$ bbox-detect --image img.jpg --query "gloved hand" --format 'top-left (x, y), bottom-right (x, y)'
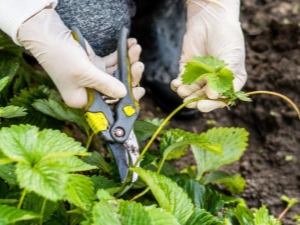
top-left (17, 8), bottom-right (145, 108)
top-left (171, 0), bottom-right (247, 112)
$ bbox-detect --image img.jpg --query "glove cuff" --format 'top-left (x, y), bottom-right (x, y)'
top-left (0, 0), bottom-right (58, 45)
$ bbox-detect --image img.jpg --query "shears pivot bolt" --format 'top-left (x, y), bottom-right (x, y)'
top-left (114, 127), bottom-right (125, 138)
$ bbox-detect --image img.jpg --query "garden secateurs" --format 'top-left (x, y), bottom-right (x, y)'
top-left (72, 26), bottom-right (140, 182)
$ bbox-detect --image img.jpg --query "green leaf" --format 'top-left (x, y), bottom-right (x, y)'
top-left (0, 204), bottom-right (40, 224)
top-left (118, 200), bottom-right (153, 225)
top-left (234, 91), bottom-right (252, 102)
top-left (0, 105), bottom-right (27, 118)
top-left (0, 31), bottom-right (22, 56)
top-left (64, 174), bottom-right (94, 210)
top-left (203, 171), bottom-right (246, 195)
top-left (203, 171), bottom-right (232, 185)
top-left (145, 206), bottom-right (180, 225)
top-left (0, 163), bottom-right (17, 186)
top-left (193, 56), bottom-right (227, 72)
top-left (131, 168), bottom-right (194, 224)
top-left (160, 129), bottom-right (222, 161)
top-left (92, 191), bottom-right (180, 225)
top-left (23, 193), bottom-right (58, 223)
top-left (83, 151), bottom-right (110, 173)
top-left (53, 155), bottom-right (97, 172)
top-left (0, 125), bottom-right (90, 201)
top-left (186, 207), bottom-right (222, 225)
top-left (0, 76), bottom-right (10, 92)
top-left (172, 175), bottom-right (224, 215)
top-left (217, 174), bottom-right (246, 195)
top-left (134, 120), bottom-right (163, 142)
top-left (254, 206), bottom-right (281, 225)
top-left (91, 175), bottom-right (119, 194)
top-left (235, 205), bottom-right (255, 225)
top-left (44, 202), bottom-right (68, 225)
top-left (181, 62), bottom-right (211, 84)
top-left (16, 161), bottom-right (69, 201)
top-left (8, 86), bottom-right (62, 129)
top-left (0, 125), bottom-right (86, 163)
top-left (280, 195), bottom-right (298, 208)
top-left (92, 201), bottom-right (122, 225)
top-left (181, 56), bottom-right (234, 94)
top-left (32, 99), bottom-right (90, 135)
top-left (207, 68), bottom-right (234, 93)
top-left (192, 127), bottom-right (249, 179)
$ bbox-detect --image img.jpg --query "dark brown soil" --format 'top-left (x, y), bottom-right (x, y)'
top-left (139, 1), bottom-right (300, 224)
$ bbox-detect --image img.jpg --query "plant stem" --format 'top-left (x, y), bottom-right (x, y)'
top-left (39, 198), bottom-right (47, 225)
top-left (278, 206), bottom-right (291, 221)
top-left (246, 91), bottom-right (300, 119)
top-left (133, 97), bottom-right (205, 167)
top-left (67, 209), bottom-right (81, 214)
top-left (17, 189), bottom-right (27, 209)
top-left (130, 187), bottom-right (150, 201)
top-left (85, 133), bottom-right (94, 150)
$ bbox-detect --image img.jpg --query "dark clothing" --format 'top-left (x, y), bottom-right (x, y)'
top-left (55, 0), bottom-right (136, 56)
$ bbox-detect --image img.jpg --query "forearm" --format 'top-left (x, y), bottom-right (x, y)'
top-left (0, 0), bottom-right (58, 45)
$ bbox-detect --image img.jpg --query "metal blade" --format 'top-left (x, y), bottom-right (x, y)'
top-left (108, 142), bottom-right (129, 182)
top-left (124, 130), bottom-right (140, 182)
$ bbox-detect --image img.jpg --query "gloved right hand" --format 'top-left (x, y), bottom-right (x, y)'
top-left (17, 8), bottom-right (145, 108)
top-left (171, 0), bottom-right (247, 113)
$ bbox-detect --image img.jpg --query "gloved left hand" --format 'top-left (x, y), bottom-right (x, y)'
top-left (171, 0), bottom-right (247, 112)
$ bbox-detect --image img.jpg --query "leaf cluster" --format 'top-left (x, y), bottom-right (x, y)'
top-left (181, 56), bottom-right (251, 106)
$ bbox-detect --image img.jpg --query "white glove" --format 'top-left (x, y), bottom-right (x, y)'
top-left (17, 8), bottom-right (145, 108)
top-left (171, 0), bottom-right (247, 112)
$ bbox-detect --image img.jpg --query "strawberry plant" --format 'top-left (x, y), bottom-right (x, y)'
top-left (0, 31), bottom-right (298, 224)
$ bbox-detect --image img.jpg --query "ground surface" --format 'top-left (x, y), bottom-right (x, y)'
top-left (138, 1), bottom-right (300, 224)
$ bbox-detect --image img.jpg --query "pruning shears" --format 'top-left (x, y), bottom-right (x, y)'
top-left (72, 26), bottom-right (140, 182)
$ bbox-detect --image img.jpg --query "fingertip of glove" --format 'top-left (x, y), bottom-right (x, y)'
top-left (197, 100), bottom-right (227, 112)
top-left (171, 78), bottom-right (182, 91)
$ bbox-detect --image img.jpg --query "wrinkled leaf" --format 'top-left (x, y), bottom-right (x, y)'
top-left (235, 205), bottom-right (255, 225)
top-left (0, 163), bottom-right (17, 186)
top-left (83, 151), bottom-right (110, 173)
top-left (145, 206), bottom-right (180, 225)
top-left (0, 125), bottom-right (91, 201)
top-left (0, 105), bottom-right (27, 118)
top-left (207, 68), bottom-right (234, 93)
top-left (8, 86), bottom-right (62, 129)
top-left (181, 62), bottom-right (211, 84)
top-left (172, 175), bottom-right (224, 215)
top-left (0, 76), bottom-right (10, 92)
top-left (91, 200), bottom-right (121, 225)
top-left (218, 174), bottom-right (246, 195)
top-left (23, 193), bottom-right (58, 223)
top-left (16, 161), bottom-right (69, 201)
top-left (193, 56), bottom-right (227, 72)
top-left (64, 174), bottom-right (94, 210)
top-left (32, 99), bottom-right (89, 134)
top-left (134, 120), bottom-right (163, 142)
top-left (160, 129), bottom-right (222, 162)
top-left (0, 31), bottom-right (22, 56)
top-left (192, 127), bottom-right (248, 179)
top-left (254, 206), bottom-right (282, 225)
top-left (186, 207), bottom-right (222, 225)
top-left (91, 175), bottom-right (119, 194)
top-left (131, 168), bottom-right (194, 224)
top-left (0, 204), bottom-right (40, 224)
top-left (181, 56), bottom-right (233, 94)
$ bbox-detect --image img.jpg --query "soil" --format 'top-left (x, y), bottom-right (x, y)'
top-left (138, 1), bottom-right (300, 224)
